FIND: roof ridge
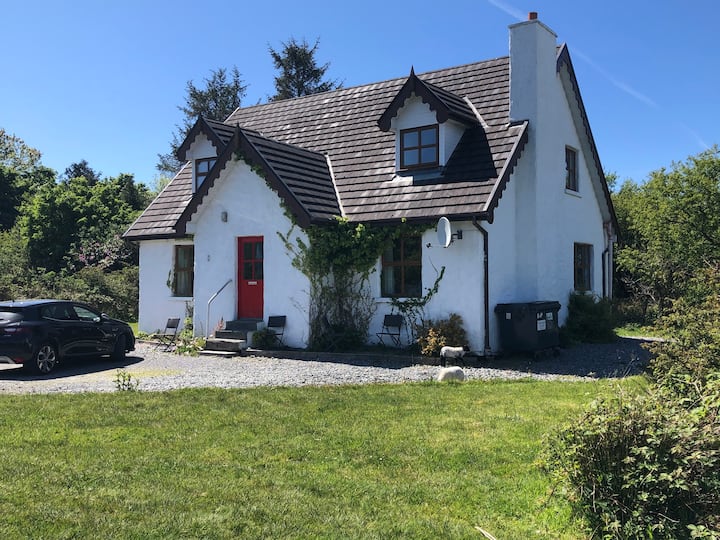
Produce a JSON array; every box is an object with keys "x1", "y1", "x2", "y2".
[{"x1": 233, "y1": 55, "x2": 510, "y2": 114}]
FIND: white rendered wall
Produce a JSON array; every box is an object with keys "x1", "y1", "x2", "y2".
[
  {"x1": 504, "y1": 17, "x2": 609, "y2": 329},
  {"x1": 138, "y1": 239, "x2": 194, "y2": 334},
  {"x1": 369, "y1": 222, "x2": 486, "y2": 351},
  {"x1": 187, "y1": 159, "x2": 310, "y2": 347}
]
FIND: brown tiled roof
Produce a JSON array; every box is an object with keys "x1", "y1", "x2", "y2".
[{"x1": 125, "y1": 56, "x2": 529, "y2": 239}]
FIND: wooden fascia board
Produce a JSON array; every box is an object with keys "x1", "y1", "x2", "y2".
[
  {"x1": 378, "y1": 72, "x2": 449, "y2": 131},
  {"x1": 481, "y1": 121, "x2": 530, "y2": 224},
  {"x1": 556, "y1": 45, "x2": 619, "y2": 234},
  {"x1": 175, "y1": 116, "x2": 226, "y2": 161}
]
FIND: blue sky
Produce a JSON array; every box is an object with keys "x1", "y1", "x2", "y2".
[{"x1": 2, "y1": 0, "x2": 718, "y2": 188}]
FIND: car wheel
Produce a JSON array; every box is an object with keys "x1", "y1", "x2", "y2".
[
  {"x1": 27, "y1": 342, "x2": 58, "y2": 375},
  {"x1": 112, "y1": 335, "x2": 126, "y2": 362}
]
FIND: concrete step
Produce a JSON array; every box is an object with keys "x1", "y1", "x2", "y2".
[
  {"x1": 224, "y1": 319, "x2": 261, "y2": 332},
  {"x1": 199, "y1": 349, "x2": 241, "y2": 358},
  {"x1": 215, "y1": 330, "x2": 248, "y2": 340},
  {"x1": 204, "y1": 337, "x2": 247, "y2": 353}
]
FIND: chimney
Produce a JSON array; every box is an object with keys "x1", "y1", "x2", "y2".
[{"x1": 508, "y1": 12, "x2": 558, "y2": 123}]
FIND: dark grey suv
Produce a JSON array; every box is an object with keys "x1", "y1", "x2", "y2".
[{"x1": 0, "y1": 299, "x2": 135, "y2": 374}]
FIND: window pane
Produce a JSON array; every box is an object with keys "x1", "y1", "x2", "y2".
[
  {"x1": 243, "y1": 243, "x2": 253, "y2": 260},
  {"x1": 404, "y1": 237, "x2": 421, "y2": 261},
  {"x1": 254, "y1": 242, "x2": 263, "y2": 260},
  {"x1": 381, "y1": 267, "x2": 395, "y2": 297},
  {"x1": 254, "y1": 261, "x2": 263, "y2": 280},
  {"x1": 420, "y1": 127, "x2": 437, "y2": 145},
  {"x1": 382, "y1": 245, "x2": 395, "y2": 264},
  {"x1": 402, "y1": 131, "x2": 418, "y2": 148},
  {"x1": 403, "y1": 149, "x2": 419, "y2": 166},
  {"x1": 420, "y1": 147, "x2": 437, "y2": 164},
  {"x1": 404, "y1": 265, "x2": 422, "y2": 297},
  {"x1": 243, "y1": 262, "x2": 254, "y2": 280}
]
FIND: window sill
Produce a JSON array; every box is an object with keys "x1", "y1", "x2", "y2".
[{"x1": 565, "y1": 188, "x2": 581, "y2": 198}]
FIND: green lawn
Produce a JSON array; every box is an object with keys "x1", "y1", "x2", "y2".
[{"x1": 0, "y1": 380, "x2": 635, "y2": 539}]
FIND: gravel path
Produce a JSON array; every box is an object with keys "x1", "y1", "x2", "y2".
[{"x1": 0, "y1": 338, "x2": 653, "y2": 395}]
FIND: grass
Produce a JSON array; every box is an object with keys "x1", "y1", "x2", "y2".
[
  {"x1": 614, "y1": 322, "x2": 663, "y2": 338},
  {"x1": 0, "y1": 379, "x2": 638, "y2": 539}
]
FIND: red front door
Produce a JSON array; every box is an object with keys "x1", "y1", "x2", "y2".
[{"x1": 237, "y1": 237, "x2": 263, "y2": 319}]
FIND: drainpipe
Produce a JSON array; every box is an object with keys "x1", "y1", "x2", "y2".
[{"x1": 472, "y1": 217, "x2": 492, "y2": 355}]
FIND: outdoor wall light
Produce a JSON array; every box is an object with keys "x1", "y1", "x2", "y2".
[{"x1": 221, "y1": 211, "x2": 228, "y2": 222}]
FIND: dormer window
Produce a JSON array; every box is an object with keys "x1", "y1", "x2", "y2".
[
  {"x1": 195, "y1": 157, "x2": 216, "y2": 187},
  {"x1": 400, "y1": 125, "x2": 439, "y2": 169}
]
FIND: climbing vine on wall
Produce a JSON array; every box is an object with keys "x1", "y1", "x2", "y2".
[{"x1": 279, "y1": 217, "x2": 430, "y2": 350}]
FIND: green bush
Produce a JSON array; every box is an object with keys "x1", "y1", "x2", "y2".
[
  {"x1": 416, "y1": 313, "x2": 467, "y2": 357},
  {"x1": 543, "y1": 382, "x2": 720, "y2": 538},
  {"x1": 252, "y1": 327, "x2": 281, "y2": 349},
  {"x1": 560, "y1": 292, "x2": 616, "y2": 344},
  {"x1": 647, "y1": 271, "x2": 720, "y2": 396}
]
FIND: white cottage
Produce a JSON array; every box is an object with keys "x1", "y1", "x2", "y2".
[{"x1": 124, "y1": 13, "x2": 616, "y2": 353}]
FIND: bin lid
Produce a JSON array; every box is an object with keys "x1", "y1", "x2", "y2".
[{"x1": 494, "y1": 301, "x2": 560, "y2": 312}]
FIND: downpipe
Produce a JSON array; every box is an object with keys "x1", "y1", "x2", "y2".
[{"x1": 472, "y1": 217, "x2": 492, "y2": 355}]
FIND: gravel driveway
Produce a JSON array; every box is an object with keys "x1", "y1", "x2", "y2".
[{"x1": 0, "y1": 338, "x2": 653, "y2": 395}]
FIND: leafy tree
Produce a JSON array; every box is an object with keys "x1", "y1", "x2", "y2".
[
  {"x1": 62, "y1": 159, "x2": 101, "y2": 185},
  {"x1": 0, "y1": 130, "x2": 56, "y2": 231},
  {"x1": 269, "y1": 37, "x2": 341, "y2": 101},
  {"x1": 614, "y1": 147, "x2": 720, "y2": 317},
  {"x1": 19, "y1": 174, "x2": 150, "y2": 272},
  {"x1": 157, "y1": 67, "x2": 247, "y2": 175},
  {"x1": 0, "y1": 128, "x2": 42, "y2": 171},
  {"x1": 0, "y1": 166, "x2": 22, "y2": 230}
]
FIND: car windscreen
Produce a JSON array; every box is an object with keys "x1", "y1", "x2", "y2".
[{"x1": 0, "y1": 310, "x2": 24, "y2": 324}]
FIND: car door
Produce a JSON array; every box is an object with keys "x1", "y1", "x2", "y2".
[
  {"x1": 69, "y1": 304, "x2": 111, "y2": 355},
  {"x1": 40, "y1": 303, "x2": 82, "y2": 357}
]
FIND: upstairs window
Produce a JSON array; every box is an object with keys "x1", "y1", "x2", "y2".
[
  {"x1": 565, "y1": 146, "x2": 578, "y2": 191},
  {"x1": 381, "y1": 236, "x2": 422, "y2": 297},
  {"x1": 174, "y1": 245, "x2": 194, "y2": 297},
  {"x1": 400, "y1": 125, "x2": 439, "y2": 169},
  {"x1": 195, "y1": 157, "x2": 216, "y2": 187},
  {"x1": 574, "y1": 243, "x2": 592, "y2": 292}
]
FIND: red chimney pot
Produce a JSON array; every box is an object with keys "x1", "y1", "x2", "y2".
[{"x1": 528, "y1": 12, "x2": 538, "y2": 20}]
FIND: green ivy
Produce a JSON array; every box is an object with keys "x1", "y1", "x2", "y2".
[{"x1": 279, "y1": 217, "x2": 430, "y2": 350}]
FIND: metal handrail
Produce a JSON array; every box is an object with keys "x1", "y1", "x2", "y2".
[{"x1": 206, "y1": 278, "x2": 232, "y2": 338}]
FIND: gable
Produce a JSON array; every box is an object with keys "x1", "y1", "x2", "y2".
[{"x1": 556, "y1": 45, "x2": 618, "y2": 232}]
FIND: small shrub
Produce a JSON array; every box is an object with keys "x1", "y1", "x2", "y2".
[
  {"x1": 114, "y1": 369, "x2": 139, "y2": 391},
  {"x1": 175, "y1": 316, "x2": 206, "y2": 355},
  {"x1": 416, "y1": 313, "x2": 467, "y2": 357},
  {"x1": 544, "y1": 381, "x2": 720, "y2": 539},
  {"x1": 560, "y1": 292, "x2": 616, "y2": 344},
  {"x1": 252, "y1": 327, "x2": 280, "y2": 349}
]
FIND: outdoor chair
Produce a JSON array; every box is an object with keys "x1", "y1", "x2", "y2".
[
  {"x1": 267, "y1": 315, "x2": 286, "y2": 346},
  {"x1": 376, "y1": 314, "x2": 403, "y2": 347},
  {"x1": 155, "y1": 317, "x2": 180, "y2": 351}
]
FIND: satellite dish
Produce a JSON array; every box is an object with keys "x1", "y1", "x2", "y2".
[{"x1": 437, "y1": 217, "x2": 452, "y2": 248}]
